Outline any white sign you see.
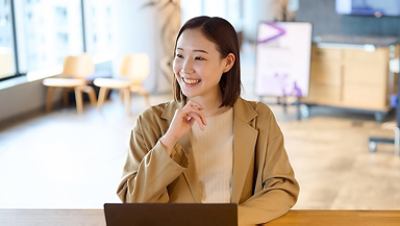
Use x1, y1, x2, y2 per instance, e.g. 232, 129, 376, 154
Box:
255, 22, 312, 97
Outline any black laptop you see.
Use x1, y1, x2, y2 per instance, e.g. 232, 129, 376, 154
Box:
104, 203, 237, 226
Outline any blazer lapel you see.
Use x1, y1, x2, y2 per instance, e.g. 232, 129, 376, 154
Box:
231, 98, 258, 203
161, 101, 202, 202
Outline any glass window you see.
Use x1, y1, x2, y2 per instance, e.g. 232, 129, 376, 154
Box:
14, 0, 83, 78
83, 0, 114, 60
0, 0, 16, 79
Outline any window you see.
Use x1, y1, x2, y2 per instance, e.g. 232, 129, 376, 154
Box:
14, 0, 83, 78
83, 0, 114, 60
0, 0, 16, 79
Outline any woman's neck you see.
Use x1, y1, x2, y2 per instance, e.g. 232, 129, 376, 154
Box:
190, 91, 228, 117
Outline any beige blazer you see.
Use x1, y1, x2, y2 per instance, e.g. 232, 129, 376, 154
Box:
117, 98, 299, 225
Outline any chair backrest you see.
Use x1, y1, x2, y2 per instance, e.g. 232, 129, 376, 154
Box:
62, 54, 95, 78
120, 54, 150, 85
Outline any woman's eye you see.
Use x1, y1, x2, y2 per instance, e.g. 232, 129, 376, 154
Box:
194, 56, 205, 61
176, 54, 183, 58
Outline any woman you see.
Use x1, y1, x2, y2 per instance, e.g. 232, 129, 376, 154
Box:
117, 16, 299, 225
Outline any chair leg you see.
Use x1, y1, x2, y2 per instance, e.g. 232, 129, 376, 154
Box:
84, 86, 97, 107
62, 89, 70, 107
97, 87, 109, 108
143, 92, 150, 106
45, 87, 55, 112
119, 90, 125, 102
138, 87, 150, 106
123, 88, 131, 114
74, 87, 83, 114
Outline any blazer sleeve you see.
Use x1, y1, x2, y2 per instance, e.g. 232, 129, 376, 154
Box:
238, 103, 300, 225
116, 112, 188, 203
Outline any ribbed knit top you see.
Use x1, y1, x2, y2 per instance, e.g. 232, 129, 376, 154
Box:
190, 107, 233, 203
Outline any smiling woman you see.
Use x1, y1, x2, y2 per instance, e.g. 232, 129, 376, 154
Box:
172, 17, 240, 108
117, 16, 299, 226
173, 28, 236, 108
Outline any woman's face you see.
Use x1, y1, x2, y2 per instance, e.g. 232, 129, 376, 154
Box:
173, 28, 233, 101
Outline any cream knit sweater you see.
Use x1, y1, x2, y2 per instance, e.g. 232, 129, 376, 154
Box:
190, 108, 233, 203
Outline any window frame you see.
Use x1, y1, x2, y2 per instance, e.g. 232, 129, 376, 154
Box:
0, 0, 87, 83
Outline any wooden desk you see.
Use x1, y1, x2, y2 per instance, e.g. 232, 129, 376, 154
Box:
0, 209, 105, 226
266, 210, 400, 226
0, 209, 399, 226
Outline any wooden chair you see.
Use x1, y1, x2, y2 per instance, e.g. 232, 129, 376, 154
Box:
42, 54, 97, 113
94, 54, 150, 113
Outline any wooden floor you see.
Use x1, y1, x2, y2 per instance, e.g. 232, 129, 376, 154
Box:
1, 44, 399, 210
280, 107, 400, 209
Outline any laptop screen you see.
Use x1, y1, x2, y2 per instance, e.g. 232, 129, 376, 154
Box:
104, 203, 238, 226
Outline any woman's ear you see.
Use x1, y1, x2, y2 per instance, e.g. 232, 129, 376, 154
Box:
223, 53, 236, 73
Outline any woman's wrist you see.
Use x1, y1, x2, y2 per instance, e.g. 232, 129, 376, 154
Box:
160, 134, 177, 155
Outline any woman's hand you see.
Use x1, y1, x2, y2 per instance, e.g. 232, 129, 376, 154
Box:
160, 100, 206, 154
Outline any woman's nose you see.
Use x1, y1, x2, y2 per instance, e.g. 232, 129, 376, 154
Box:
181, 58, 194, 73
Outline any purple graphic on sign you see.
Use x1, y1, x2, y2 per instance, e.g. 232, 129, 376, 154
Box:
257, 22, 286, 44
292, 81, 303, 97
272, 73, 303, 97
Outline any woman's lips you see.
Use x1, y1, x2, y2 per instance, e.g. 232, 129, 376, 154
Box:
182, 77, 201, 85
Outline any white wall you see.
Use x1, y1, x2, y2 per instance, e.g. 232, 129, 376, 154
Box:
0, 79, 47, 122
112, 0, 173, 93
242, 0, 297, 42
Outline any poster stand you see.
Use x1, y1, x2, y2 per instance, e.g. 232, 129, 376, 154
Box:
255, 21, 312, 120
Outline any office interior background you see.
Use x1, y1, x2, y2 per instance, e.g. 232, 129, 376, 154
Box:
0, 0, 400, 210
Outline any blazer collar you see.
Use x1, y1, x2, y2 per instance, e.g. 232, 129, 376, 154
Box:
232, 97, 257, 123
161, 100, 183, 122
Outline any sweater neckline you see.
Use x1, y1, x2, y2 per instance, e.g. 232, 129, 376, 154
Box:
206, 107, 233, 119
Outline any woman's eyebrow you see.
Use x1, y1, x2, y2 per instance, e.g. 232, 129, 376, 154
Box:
176, 47, 209, 54
193, 49, 209, 54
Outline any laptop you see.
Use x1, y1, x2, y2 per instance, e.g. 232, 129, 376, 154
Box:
104, 203, 238, 226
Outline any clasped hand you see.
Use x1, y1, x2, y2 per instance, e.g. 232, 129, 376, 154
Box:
160, 100, 207, 153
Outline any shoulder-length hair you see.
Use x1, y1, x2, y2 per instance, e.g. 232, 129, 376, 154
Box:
173, 16, 241, 107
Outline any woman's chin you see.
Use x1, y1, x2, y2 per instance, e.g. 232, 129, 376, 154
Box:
182, 93, 196, 99
181, 90, 199, 99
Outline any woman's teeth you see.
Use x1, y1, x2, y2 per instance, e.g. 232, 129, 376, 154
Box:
183, 78, 201, 84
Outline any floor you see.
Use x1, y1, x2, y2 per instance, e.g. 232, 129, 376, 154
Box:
1, 44, 400, 210
0, 94, 174, 208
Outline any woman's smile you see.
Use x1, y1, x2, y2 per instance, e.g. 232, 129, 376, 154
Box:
182, 77, 202, 85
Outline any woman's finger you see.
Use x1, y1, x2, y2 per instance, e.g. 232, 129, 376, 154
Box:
187, 100, 203, 110
186, 107, 206, 126
187, 112, 206, 129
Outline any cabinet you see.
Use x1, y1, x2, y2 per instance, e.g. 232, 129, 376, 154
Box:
307, 47, 342, 105
304, 43, 397, 116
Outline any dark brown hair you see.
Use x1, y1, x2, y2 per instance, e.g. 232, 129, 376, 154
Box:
173, 16, 241, 107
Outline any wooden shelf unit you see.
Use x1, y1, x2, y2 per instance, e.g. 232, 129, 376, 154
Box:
303, 43, 398, 119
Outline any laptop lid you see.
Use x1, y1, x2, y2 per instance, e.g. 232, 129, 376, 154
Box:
104, 203, 238, 226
